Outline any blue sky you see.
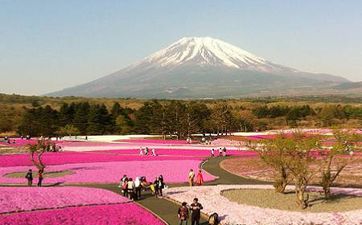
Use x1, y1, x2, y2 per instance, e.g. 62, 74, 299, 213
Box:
0, 0, 361, 95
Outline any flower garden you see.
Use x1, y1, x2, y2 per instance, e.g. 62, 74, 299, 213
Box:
0, 187, 164, 225
1, 129, 361, 225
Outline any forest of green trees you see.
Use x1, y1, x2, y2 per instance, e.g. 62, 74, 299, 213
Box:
0, 94, 361, 137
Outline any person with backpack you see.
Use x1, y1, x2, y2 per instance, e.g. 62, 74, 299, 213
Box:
190, 198, 203, 225
177, 202, 189, 225
25, 169, 33, 186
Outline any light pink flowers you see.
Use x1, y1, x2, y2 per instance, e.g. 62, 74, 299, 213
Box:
0, 187, 130, 213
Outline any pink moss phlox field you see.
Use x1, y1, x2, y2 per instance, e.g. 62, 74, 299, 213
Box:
0, 203, 165, 225
0, 149, 256, 167
0, 187, 130, 213
118, 139, 191, 144
0, 160, 216, 184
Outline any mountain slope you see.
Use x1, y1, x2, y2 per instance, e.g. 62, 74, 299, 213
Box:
48, 37, 350, 98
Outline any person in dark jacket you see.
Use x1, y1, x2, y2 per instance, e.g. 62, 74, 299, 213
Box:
153, 177, 160, 197
158, 175, 165, 197
178, 202, 189, 225
37, 169, 44, 187
190, 198, 203, 225
25, 169, 33, 186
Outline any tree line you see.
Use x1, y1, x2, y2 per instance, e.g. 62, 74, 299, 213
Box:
1, 99, 360, 137
16, 101, 245, 138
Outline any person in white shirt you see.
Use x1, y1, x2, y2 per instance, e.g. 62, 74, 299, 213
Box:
188, 169, 195, 187
139, 147, 144, 155
134, 177, 142, 199
152, 148, 157, 156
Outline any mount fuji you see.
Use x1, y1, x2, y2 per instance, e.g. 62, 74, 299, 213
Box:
48, 37, 349, 98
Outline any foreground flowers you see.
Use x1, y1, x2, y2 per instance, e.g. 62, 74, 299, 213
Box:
0, 187, 129, 213
164, 185, 362, 225
0, 187, 165, 225
0, 203, 165, 225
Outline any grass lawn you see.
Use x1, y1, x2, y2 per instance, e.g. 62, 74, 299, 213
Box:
5, 170, 74, 178
202, 156, 269, 185
222, 189, 362, 212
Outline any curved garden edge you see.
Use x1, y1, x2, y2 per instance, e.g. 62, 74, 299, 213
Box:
133, 201, 169, 225
163, 184, 362, 225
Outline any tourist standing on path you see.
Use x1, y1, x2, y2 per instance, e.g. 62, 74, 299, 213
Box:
195, 169, 204, 186
120, 175, 128, 197
127, 178, 135, 200
37, 169, 43, 187
25, 169, 33, 186
188, 169, 195, 187
222, 147, 227, 157
134, 177, 142, 200
210, 148, 214, 157
218, 148, 222, 156
158, 175, 165, 197
178, 202, 189, 225
153, 177, 160, 197
190, 198, 203, 225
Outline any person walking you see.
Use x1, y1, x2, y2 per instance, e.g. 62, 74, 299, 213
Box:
178, 202, 189, 225
210, 148, 214, 157
195, 169, 204, 186
25, 169, 33, 186
37, 169, 44, 187
190, 198, 203, 225
151, 148, 157, 156
188, 169, 195, 187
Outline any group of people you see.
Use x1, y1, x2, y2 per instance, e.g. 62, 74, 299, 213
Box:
210, 147, 227, 157
2, 136, 16, 144
178, 198, 206, 225
25, 169, 44, 187
188, 169, 204, 187
118, 174, 166, 200
139, 147, 157, 156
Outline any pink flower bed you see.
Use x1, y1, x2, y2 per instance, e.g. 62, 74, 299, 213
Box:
0, 203, 165, 225
0, 149, 256, 167
0, 187, 129, 213
118, 139, 191, 144
0, 160, 216, 184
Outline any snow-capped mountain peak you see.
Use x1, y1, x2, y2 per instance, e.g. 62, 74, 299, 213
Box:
143, 37, 282, 72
